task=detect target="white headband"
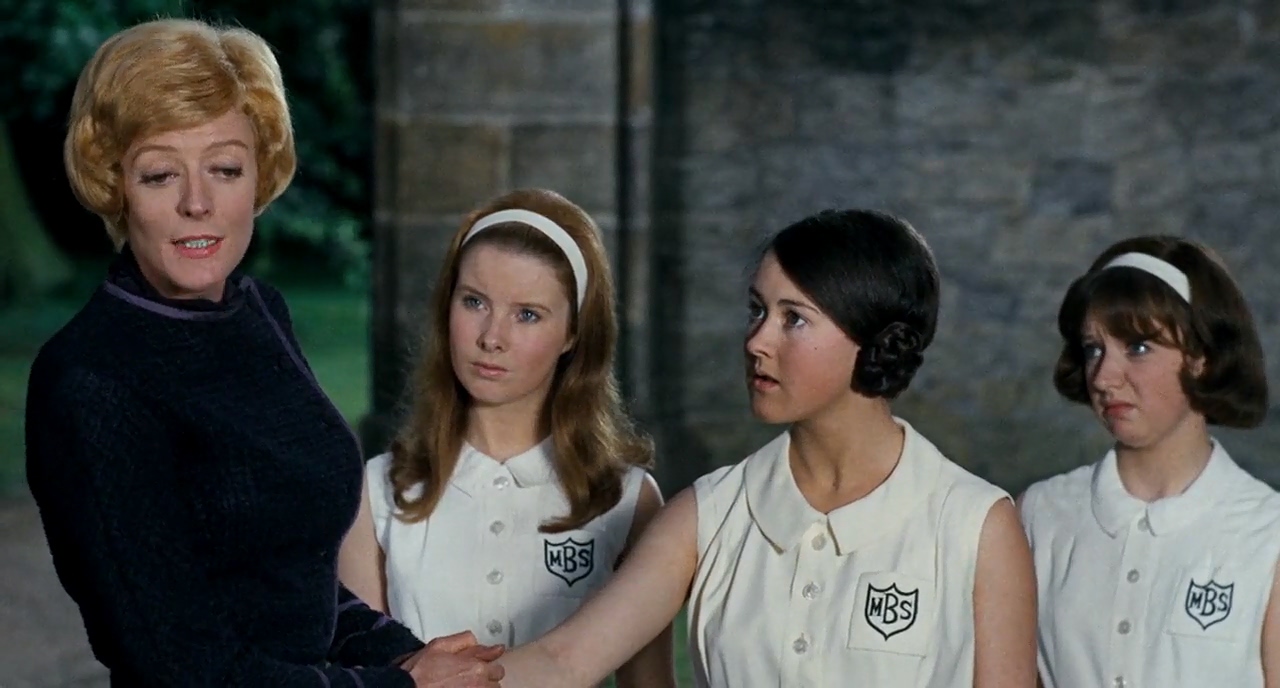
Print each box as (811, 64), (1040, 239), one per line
(461, 209), (589, 310)
(1101, 252), (1191, 303)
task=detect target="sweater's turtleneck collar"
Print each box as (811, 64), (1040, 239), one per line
(103, 243), (249, 320)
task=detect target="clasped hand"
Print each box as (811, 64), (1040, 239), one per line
(399, 630), (506, 688)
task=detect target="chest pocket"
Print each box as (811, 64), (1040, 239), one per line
(534, 529), (611, 598)
(1163, 563), (1248, 643)
(848, 571), (935, 655)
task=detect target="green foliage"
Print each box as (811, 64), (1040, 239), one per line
(0, 0), (186, 121)
(0, 0), (374, 282)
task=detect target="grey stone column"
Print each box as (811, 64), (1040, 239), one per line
(363, 0), (658, 474)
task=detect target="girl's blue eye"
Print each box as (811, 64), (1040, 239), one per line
(461, 295), (482, 309)
(517, 308), (540, 323)
(1127, 341), (1151, 356)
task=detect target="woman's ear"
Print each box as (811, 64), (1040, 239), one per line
(1186, 354), (1206, 378)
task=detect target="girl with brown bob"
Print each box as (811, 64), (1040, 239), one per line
(1019, 235), (1279, 688)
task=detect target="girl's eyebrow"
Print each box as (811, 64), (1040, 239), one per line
(747, 288), (818, 313)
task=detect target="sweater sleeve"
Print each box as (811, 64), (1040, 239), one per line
(24, 365), (414, 688)
(248, 280), (428, 662)
(331, 584), (425, 666)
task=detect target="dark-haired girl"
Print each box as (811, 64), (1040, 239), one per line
(1019, 236), (1280, 688)
(488, 209), (1038, 687)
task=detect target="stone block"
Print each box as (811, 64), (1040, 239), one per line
(401, 0), (502, 10)
(896, 71), (1012, 142)
(626, 123), (650, 218)
(894, 202), (1011, 273)
(677, 328), (752, 421)
(397, 17), (616, 117)
(681, 76), (796, 155)
(898, 151), (1032, 207)
(675, 151), (761, 212)
(510, 123), (615, 212)
(793, 71), (893, 143)
(393, 121), (509, 216)
(374, 8), (399, 112)
(1112, 148), (1191, 211)
(392, 218), (461, 312)
(1156, 67), (1280, 142)
(1111, 207), (1189, 238)
(1185, 191), (1280, 263)
(991, 213), (1117, 272)
(758, 143), (902, 224)
(1029, 158), (1114, 218)
(1189, 142), (1265, 188)
(1082, 80), (1180, 158)
(627, 15), (653, 116)
(1003, 77), (1090, 156)
(500, 0), (615, 12)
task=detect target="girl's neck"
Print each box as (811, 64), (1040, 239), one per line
(789, 396), (905, 513)
(466, 399), (547, 462)
(1114, 413), (1213, 502)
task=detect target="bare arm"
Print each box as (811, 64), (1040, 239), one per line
(973, 498), (1038, 688)
(496, 487), (699, 688)
(1261, 559), (1280, 688)
(613, 476), (677, 688)
(338, 473), (389, 612)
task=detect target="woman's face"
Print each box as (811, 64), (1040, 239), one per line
(1081, 316), (1201, 451)
(449, 243), (576, 414)
(121, 109), (258, 301)
(744, 252), (860, 424)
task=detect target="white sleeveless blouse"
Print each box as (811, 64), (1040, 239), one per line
(687, 419), (1007, 688)
(365, 439), (649, 649)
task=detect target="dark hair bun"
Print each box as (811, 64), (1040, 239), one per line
(853, 321), (924, 399)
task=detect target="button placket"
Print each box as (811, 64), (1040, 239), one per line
(1107, 517), (1156, 686)
(782, 521), (828, 684)
(477, 468), (511, 646)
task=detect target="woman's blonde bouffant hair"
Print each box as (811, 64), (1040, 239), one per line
(64, 18), (297, 247)
(387, 188), (654, 533)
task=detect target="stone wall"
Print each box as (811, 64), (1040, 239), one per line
(649, 0), (1280, 494)
(372, 0), (1280, 496)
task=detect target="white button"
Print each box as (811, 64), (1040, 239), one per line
(1127, 569), (1140, 583)
(493, 476), (510, 489)
(486, 620), (503, 636)
(811, 534), (827, 551)
(801, 582), (822, 600)
(1117, 619), (1131, 634)
(1137, 517), (1150, 532)
(489, 520), (505, 535)
(486, 569), (504, 584)
(1113, 677), (1126, 688)
(792, 636), (809, 654)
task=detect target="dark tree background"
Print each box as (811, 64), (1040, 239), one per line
(0, 0), (375, 302)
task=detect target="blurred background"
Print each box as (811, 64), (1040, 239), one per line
(2, 0), (1279, 684)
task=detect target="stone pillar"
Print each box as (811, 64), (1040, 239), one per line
(364, 0), (657, 474)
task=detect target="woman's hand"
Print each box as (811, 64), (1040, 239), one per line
(400, 631), (506, 688)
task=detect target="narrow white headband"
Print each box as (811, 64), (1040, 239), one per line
(461, 209), (589, 309)
(1101, 252), (1191, 303)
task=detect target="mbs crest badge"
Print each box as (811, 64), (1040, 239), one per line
(544, 536), (595, 587)
(865, 582), (919, 640)
(1185, 579), (1234, 630)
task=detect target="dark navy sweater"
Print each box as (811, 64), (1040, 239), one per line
(25, 249), (424, 687)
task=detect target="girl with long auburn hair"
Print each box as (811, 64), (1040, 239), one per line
(339, 188), (675, 687)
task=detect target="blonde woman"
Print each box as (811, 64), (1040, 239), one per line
(25, 18), (501, 687)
